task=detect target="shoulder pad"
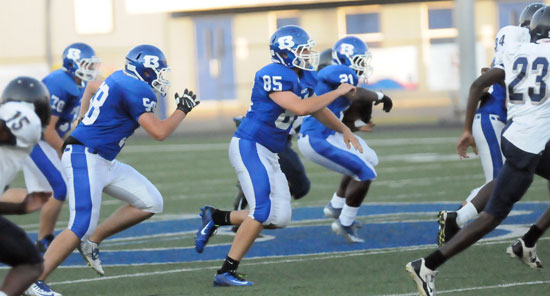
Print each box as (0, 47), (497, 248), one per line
(494, 26), (530, 54)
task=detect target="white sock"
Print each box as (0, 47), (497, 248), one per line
(456, 202), (479, 226)
(0, 291), (8, 296)
(339, 204), (360, 226)
(330, 192), (346, 209)
(465, 184), (484, 203)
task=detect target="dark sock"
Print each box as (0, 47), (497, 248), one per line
(424, 250), (447, 270)
(522, 225), (544, 248)
(217, 256), (239, 274)
(44, 234), (55, 242)
(212, 210), (232, 226)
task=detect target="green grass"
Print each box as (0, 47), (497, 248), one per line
(3, 127), (550, 295)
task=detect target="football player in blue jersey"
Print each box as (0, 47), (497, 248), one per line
(18, 43), (100, 253)
(228, 49), (338, 229)
(298, 36), (392, 243)
(194, 25), (359, 286)
(438, 4), (550, 264)
(25, 44), (200, 296)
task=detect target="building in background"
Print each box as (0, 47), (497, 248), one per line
(0, 0), (540, 133)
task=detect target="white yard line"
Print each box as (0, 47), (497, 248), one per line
(376, 280), (550, 296)
(121, 137), (457, 153)
(47, 237), (550, 289)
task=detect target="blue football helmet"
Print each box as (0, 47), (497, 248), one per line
(270, 25), (319, 71)
(124, 44), (170, 96)
(332, 36), (373, 80)
(62, 43), (100, 82)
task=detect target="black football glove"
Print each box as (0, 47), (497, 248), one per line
(374, 94), (393, 112)
(175, 89), (200, 114)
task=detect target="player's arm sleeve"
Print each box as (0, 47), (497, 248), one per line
(257, 67), (296, 94)
(124, 87), (157, 123)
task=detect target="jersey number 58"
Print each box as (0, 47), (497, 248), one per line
(83, 84), (109, 125)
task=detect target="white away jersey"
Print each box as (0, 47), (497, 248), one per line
(496, 41), (550, 154)
(0, 101), (42, 189)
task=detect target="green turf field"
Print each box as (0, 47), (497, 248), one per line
(3, 127), (550, 295)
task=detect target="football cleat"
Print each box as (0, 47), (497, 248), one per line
(78, 239), (104, 276)
(331, 220), (364, 243)
(506, 238), (543, 269)
(406, 258), (437, 296)
(35, 234), (55, 254)
(24, 281), (62, 296)
(213, 271), (254, 286)
(437, 210), (460, 247)
(323, 202), (342, 219)
(195, 206), (218, 253)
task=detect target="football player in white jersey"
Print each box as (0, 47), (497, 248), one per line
(438, 3), (545, 247)
(437, 24), (531, 246)
(406, 6), (550, 296)
(441, 3), (550, 269)
(0, 77), (52, 296)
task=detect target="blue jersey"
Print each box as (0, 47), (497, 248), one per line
(42, 69), (85, 138)
(300, 65), (358, 137)
(71, 71), (157, 160)
(234, 63), (317, 152)
(476, 83), (507, 122)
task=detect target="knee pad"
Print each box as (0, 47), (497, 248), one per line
(70, 204), (94, 239)
(262, 207), (291, 229)
(145, 192), (163, 214)
(52, 182), (67, 201)
(252, 207), (270, 224)
(130, 186), (164, 214)
(263, 214), (291, 229)
(367, 152), (379, 167)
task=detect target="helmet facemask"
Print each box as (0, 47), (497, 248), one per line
(291, 40), (319, 71)
(350, 52), (373, 81)
(151, 67), (171, 97)
(75, 56), (101, 82)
